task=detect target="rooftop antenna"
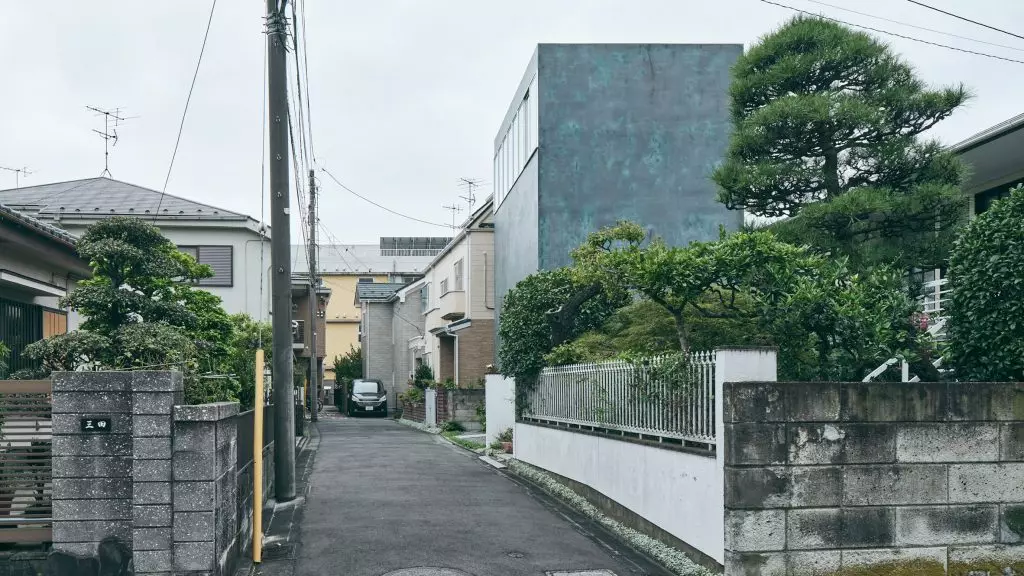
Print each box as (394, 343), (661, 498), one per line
(457, 177), (483, 212)
(442, 203), (463, 230)
(0, 166), (32, 189)
(86, 106), (134, 177)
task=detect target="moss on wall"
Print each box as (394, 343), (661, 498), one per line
(836, 559), (945, 576)
(1006, 506), (1024, 539)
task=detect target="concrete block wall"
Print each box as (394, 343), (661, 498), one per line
(449, 389), (485, 432)
(51, 371), (183, 574)
(723, 381), (1024, 576)
(172, 402), (240, 576)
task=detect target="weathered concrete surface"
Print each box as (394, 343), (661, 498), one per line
(290, 416), (654, 576)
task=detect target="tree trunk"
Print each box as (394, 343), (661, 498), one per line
(823, 147), (841, 199)
(547, 283), (602, 347)
(671, 309), (690, 357)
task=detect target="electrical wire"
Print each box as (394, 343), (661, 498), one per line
(298, 0), (316, 162)
(157, 0), (219, 217)
(759, 0), (1024, 65)
(904, 0), (1024, 42)
(320, 167), (453, 229)
(800, 0), (1024, 53)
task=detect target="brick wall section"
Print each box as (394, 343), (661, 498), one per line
(172, 402), (239, 576)
(438, 336), (455, 382)
(403, 401), (426, 423)
(723, 381), (1024, 576)
(456, 320), (494, 387)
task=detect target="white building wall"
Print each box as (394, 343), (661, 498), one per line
(484, 374), (515, 445)
(515, 422), (724, 563)
(59, 222), (270, 318)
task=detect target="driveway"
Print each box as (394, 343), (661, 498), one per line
(293, 414), (668, 576)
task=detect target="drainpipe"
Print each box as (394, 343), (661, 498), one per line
(483, 252), (495, 310)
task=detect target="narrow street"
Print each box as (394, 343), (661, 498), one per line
(287, 413), (669, 576)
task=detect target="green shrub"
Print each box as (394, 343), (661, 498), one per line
(947, 185), (1024, 381)
(399, 387), (424, 404)
(497, 427), (513, 443)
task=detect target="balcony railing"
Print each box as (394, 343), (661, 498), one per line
(292, 319), (305, 349)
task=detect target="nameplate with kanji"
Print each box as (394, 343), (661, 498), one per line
(80, 417), (113, 433)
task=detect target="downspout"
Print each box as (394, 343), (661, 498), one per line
(483, 252), (495, 310)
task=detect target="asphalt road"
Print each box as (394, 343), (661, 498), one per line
(293, 414), (662, 576)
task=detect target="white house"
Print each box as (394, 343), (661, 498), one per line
(0, 177), (271, 318)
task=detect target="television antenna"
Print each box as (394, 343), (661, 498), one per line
(86, 106), (135, 177)
(442, 203), (463, 230)
(0, 166), (32, 189)
(457, 177), (483, 212)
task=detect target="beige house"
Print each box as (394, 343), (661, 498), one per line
(413, 197), (495, 387)
(292, 238), (447, 380)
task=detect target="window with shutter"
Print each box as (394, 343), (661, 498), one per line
(179, 245), (233, 287)
(453, 259), (464, 291)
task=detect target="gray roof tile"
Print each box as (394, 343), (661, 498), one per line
(355, 282), (409, 301)
(0, 177), (250, 221)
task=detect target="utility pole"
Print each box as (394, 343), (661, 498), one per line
(266, 0), (296, 502)
(0, 166), (32, 189)
(308, 169), (318, 423)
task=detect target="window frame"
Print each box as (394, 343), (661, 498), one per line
(453, 259), (464, 291)
(178, 245), (234, 287)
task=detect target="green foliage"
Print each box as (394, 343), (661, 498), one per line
(498, 267), (625, 405)
(33, 218), (244, 403)
(475, 402), (486, 429)
(332, 346), (363, 381)
(412, 363), (433, 387)
(399, 387), (424, 404)
(496, 427), (513, 443)
(713, 16), (968, 269)
(224, 314), (272, 411)
(946, 185), (1024, 381)
(440, 420), (465, 433)
(572, 222), (815, 354)
(22, 331), (109, 373)
(443, 430), (484, 451)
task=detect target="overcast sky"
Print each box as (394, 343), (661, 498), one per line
(4, 0), (1023, 243)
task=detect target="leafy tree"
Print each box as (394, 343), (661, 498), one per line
(23, 332), (110, 373)
(333, 345), (363, 381)
(946, 185), (1024, 381)
(572, 222), (814, 355)
(713, 16), (968, 269)
(498, 267), (624, 403)
(224, 314), (272, 410)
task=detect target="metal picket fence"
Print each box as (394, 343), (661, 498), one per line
(523, 352), (716, 448)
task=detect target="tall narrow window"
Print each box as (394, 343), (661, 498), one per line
(453, 259), (464, 291)
(420, 284), (430, 314)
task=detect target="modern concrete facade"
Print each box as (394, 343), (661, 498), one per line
(952, 111), (1024, 217)
(492, 44), (744, 363)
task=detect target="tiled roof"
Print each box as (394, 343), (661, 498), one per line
(0, 203), (78, 248)
(354, 282), (408, 302)
(292, 243), (443, 275)
(0, 177), (250, 221)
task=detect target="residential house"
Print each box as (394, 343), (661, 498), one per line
(354, 200), (496, 410)
(491, 44), (744, 360)
(953, 111), (1024, 216)
(292, 237), (447, 380)
(291, 274), (331, 401)
(416, 198), (495, 388)
(0, 177), (271, 318)
(0, 204), (91, 375)
(354, 281), (422, 410)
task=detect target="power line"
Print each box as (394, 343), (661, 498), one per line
(759, 0), (1024, 65)
(800, 0), (1024, 53)
(298, 0), (316, 162)
(904, 0), (1024, 42)
(320, 167), (453, 229)
(157, 0), (219, 217)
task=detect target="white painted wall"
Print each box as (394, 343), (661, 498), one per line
(485, 374), (515, 445)
(515, 422), (724, 563)
(60, 222), (271, 318)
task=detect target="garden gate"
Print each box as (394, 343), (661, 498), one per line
(0, 379), (52, 544)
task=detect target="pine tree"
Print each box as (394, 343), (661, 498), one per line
(712, 16), (969, 269)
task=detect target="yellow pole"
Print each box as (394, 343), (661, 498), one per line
(253, 349), (264, 564)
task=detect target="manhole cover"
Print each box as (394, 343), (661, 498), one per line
(382, 565), (473, 569)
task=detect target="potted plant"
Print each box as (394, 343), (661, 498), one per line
(497, 427), (513, 454)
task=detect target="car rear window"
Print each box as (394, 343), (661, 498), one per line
(353, 380), (382, 394)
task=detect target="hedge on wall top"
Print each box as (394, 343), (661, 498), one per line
(947, 185), (1024, 381)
